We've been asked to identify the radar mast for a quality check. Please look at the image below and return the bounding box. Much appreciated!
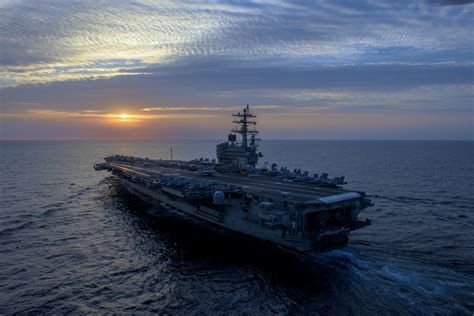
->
[231,104,259,149]
[216,104,262,171]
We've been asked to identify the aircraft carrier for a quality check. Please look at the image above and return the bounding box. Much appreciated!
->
[94,105,372,252]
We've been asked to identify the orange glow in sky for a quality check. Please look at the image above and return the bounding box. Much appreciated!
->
[118,113,130,119]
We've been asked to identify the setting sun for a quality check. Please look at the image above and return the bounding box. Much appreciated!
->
[107,113,140,125]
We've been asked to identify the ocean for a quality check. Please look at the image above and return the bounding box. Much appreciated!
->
[0,140,473,314]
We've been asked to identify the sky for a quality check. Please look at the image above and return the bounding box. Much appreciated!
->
[0,0,473,140]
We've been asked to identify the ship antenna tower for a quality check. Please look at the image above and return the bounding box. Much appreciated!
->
[231,104,259,148]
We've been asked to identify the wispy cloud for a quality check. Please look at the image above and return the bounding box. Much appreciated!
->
[140,105,281,112]
[0,108,218,121]
[1,0,472,140]
[1,0,472,87]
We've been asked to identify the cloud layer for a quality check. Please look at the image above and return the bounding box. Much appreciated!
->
[1,0,473,86]
[0,0,473,139]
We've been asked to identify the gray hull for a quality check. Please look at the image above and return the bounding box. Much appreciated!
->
[96,159,371,252]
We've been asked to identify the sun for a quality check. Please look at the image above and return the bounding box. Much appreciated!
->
[109,112,141,124]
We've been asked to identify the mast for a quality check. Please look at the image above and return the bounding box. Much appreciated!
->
[231,104,258,148]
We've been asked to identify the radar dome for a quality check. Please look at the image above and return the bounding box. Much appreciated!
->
[213,191,225,205]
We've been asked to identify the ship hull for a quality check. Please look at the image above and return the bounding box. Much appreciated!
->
[116,175,358,252]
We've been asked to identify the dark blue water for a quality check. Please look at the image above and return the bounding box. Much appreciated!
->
[1,140,473,314]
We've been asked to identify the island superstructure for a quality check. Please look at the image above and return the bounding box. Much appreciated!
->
[94,105,372,252]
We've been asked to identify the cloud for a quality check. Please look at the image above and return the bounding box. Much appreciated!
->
[0,0,254,86]
[0,108,218,120]
[0,0,472,139]
[140,105,281,112]
[1,59,472,115]
[0,0,473,87]
[427,0,474,5]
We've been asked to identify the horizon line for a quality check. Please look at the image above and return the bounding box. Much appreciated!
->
[1,138,472,142]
